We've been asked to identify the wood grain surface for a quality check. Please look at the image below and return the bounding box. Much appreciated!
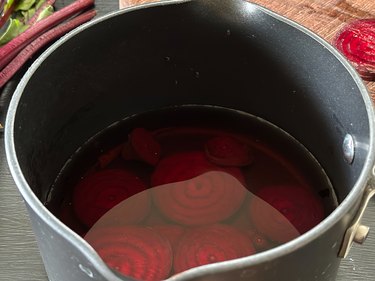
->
[119,0,375,98]
[251,0,375,97]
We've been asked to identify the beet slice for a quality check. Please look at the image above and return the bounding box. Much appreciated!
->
[248,185,324,243]
[246,229,272,252]
[334,19,375,81]
[152,224,186,249]
[98,144,123,168]
[151,151,247,225]
[205,135,253,167]
[143,207,169,226]
[151,151,245,186]
[88,190,151,229]
[85,226,172,281]
[229,205,272,252]
[173,224,256,273]
[122,128,161,166]
[73,169,149,227]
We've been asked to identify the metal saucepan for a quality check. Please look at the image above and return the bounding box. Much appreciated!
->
[4,0,375,280]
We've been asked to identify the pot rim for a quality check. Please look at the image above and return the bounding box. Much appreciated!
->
[4,0,375,280]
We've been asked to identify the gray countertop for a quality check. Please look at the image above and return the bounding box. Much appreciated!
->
[0,1,374,280]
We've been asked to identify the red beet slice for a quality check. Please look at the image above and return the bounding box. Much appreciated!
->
[246,229,272,252]
[122,128,161,166]
[73,169,149,227]
[151,151,247,225]
[229,204,271,251]
[89,190,151,229]
[248,185,324,243]
[173,224,256,273]
[334,19,375,81]
[85,226,172,281]
[98,144,123,168]
[151,151,245,186]
[152,224,186,249]
[143,208,169,226]
[205,135,253,167]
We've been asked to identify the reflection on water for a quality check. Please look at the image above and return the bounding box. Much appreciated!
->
[85,171,308,280]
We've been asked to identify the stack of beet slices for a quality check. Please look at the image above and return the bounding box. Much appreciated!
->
[85,226,173,281]
[151,151,248,226]
[59,127,326,280]
[173,224,256,273]
[248,184,325,243]
[73,169,150,228]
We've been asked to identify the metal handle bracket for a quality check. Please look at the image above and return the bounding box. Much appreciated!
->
[338,179,375,258]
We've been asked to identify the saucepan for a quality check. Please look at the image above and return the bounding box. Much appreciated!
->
[4,0,375,280]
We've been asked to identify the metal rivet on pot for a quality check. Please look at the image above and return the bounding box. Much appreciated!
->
[353,224,370,244]
[78,264,94,278]
[343,134,355,164]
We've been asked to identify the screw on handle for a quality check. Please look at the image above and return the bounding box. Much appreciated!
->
[353,224,370,244]
[338,184,375,258]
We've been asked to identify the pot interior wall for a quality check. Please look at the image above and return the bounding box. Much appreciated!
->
[12,1,370,205]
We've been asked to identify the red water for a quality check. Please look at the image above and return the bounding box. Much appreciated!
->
[56,125,331,281]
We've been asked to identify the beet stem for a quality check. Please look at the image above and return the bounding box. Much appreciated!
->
[0,0,94,70]
[0,0,20,29]
[0,9,96,88]
[27,0,57,26]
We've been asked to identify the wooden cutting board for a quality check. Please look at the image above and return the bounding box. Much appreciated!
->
[252,0,375,98]
[120,0,375,99]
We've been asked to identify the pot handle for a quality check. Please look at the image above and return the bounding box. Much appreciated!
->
[338,176,375,258]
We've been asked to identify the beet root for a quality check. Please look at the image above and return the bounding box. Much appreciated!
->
[205,135,253,167]
[334,19,375,81]
[85,226,173,281]
[152,224,186,249]
[248,184,325,243]
[122,128,161,166]
[173,224,256,273]
[73,169,149,227]
[151,151,247,225]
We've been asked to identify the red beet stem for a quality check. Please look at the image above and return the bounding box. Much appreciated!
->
[27,0,57,26]
[0,0,20,29]
[0,9,96,88]
[0,0,94,71]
